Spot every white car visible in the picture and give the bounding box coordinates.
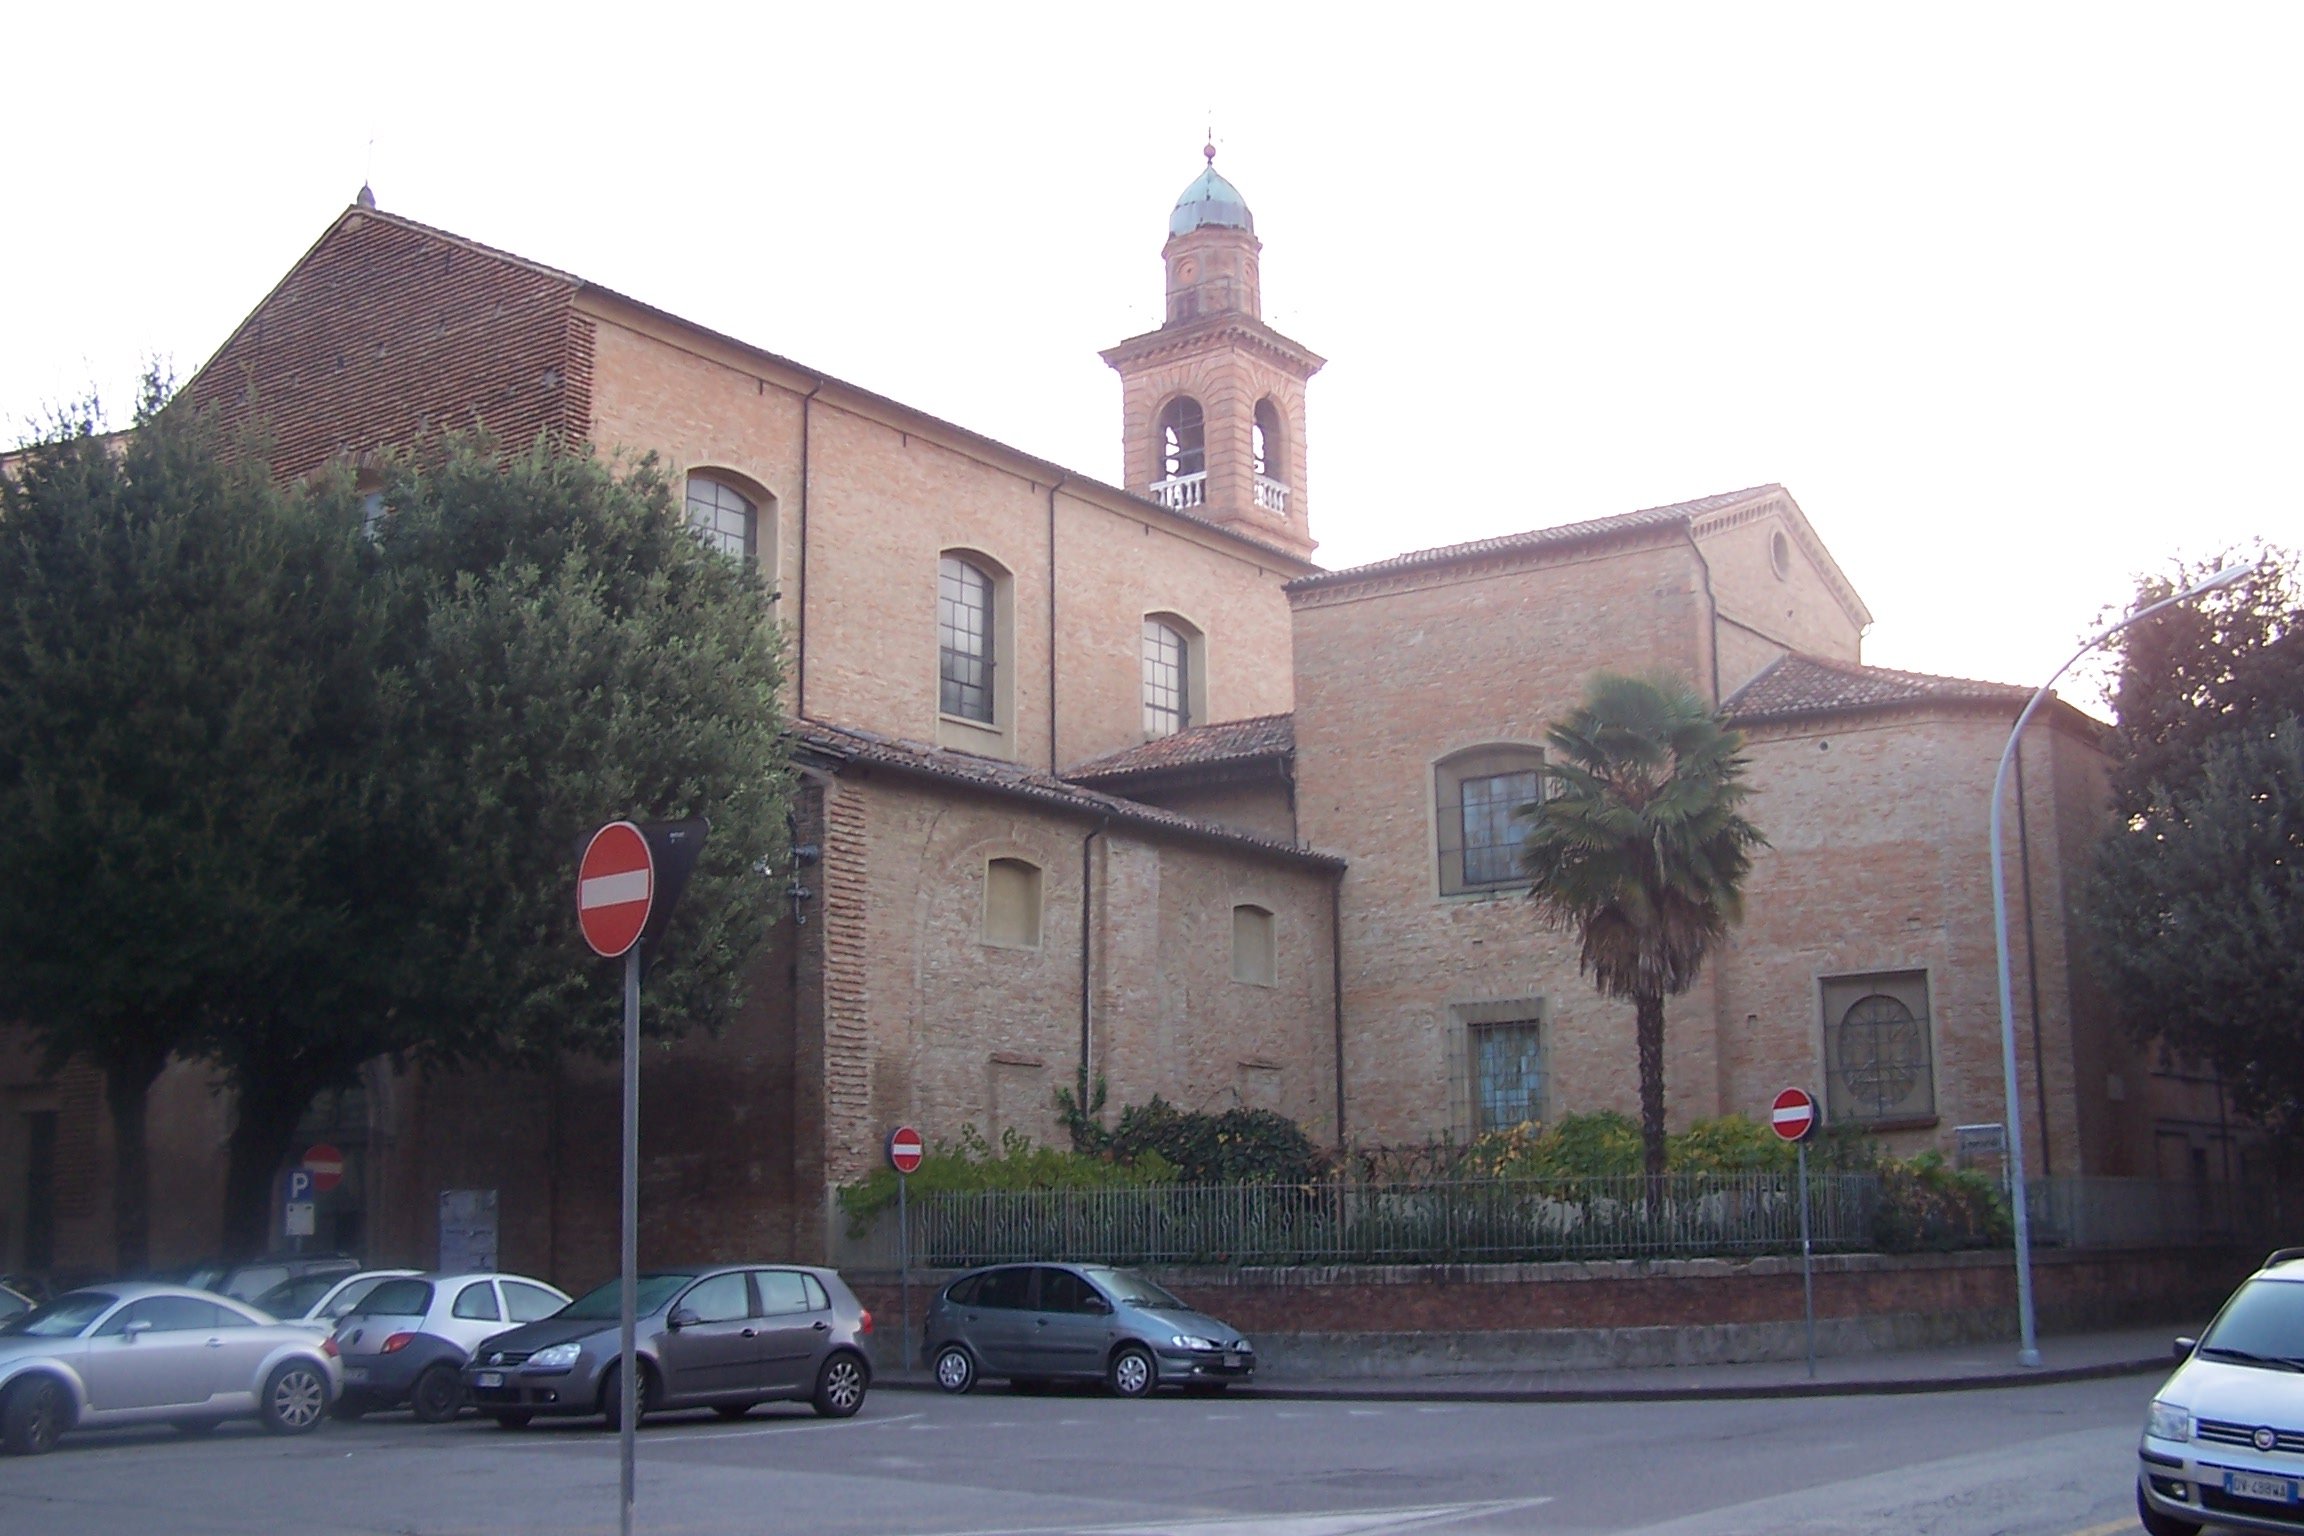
[251,1268,421,1327]
[0,1282,341,1454]
[2138,1247,2304,1535]
[333,1272,570,1422]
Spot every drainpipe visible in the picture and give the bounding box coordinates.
[1685,529,1722,705]
[1329,869,1347,1147]
[1047,475,1067,773]
[2014,746,2052,1177]
[795,377,825,721]
[1080,817,1106,1088]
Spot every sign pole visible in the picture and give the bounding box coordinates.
[1797,1138,1816,1380]
[899,1172,912,1372]
[619,942,639,1536]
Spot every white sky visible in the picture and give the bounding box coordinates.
[7,3,2299,712]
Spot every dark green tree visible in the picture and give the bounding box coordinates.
[2086,550,2302,1137]
[1517,674,1766,1185]
[0,381,388,1271]
[199,434,791,1256]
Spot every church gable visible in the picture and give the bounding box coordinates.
[182,206,592,478]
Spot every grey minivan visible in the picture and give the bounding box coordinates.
[925,1263,1254,1397]
[462,1264,872,1427]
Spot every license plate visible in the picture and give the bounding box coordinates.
[343,1367,368,1384]
[1222,1353,1240,1370]
[475,1371,504,1389]
[2226,1471,2300,1504]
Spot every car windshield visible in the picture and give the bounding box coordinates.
[2200,1277,2304,1366]
[1096,1270,1187,1310]
[1,1291,118,1338]
[253,1274,337,1318]
[560,1274,696,1321]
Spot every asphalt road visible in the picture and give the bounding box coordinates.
[0,1375,2170,1536]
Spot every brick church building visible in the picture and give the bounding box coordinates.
[0,155,2225,1282]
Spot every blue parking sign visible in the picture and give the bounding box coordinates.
[286,1168,313,1202]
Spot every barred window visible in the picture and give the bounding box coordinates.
[1821,971,1936,1126]
[1471,1019,1544,1133]
[1435,746,1544,896]
[685,474,756,562]
[1142,619,1191,736]
[939,556,996,723]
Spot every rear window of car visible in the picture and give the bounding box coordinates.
[353,1279,434,1317]
[756,1271,829,1315]
[974,1268,1033,1310]
[452,1281,501,1321]
[254,1274,337,1318]
[503,1282,564,1323]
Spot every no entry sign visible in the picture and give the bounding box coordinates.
[578,821,655,958]
[1771,1086,1819,1142]
[886,1125,925,1175]
[301,1143,345,1194]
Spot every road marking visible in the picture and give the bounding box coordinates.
[479,1410,927,1448]
[2058,1522,2140,1536]
[911,1498,1556,1536]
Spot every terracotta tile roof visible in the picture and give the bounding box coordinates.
[1723,654,2030,724]
[1286,486,1784,593]
[1066,714,1295,783]
[792,720,1341,869]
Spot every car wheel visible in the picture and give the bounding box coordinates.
[599,1361,657,1431]
[262,1361,329,1435]
[812,1352,868,1419]
[492,1412,532,1430]
[933,1344,977,1394]
[410,1362,466,1424]
[713,1403,756,1421]
[1,1374,67,1455]
[2136,1482,2201,1536]
[1108,1344,1156,1399]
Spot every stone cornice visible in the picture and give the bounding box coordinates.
[1101,315,1326,379]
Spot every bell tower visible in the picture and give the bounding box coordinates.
[1102,147,1323,557]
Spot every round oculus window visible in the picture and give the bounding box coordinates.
[1770,529,1793,580]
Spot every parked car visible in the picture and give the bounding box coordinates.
[155,1254,364,1303]
[0,1282,33,1325]
[332,1272,571,1422]
[0,1282,340,1454]
[251,1269,420,1327]
[2137,1246,2304,1536]
[462,1264,872,1428]
[924,1262,1254,1397]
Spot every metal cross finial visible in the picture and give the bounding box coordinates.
[1205,118,1216,166]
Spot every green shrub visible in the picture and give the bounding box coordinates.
[1870,1150,2011,1252]
[836,1123,1177,1231]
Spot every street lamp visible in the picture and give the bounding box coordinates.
[1992,560,2254,1366]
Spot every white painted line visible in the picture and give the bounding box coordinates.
[580,869,651,909]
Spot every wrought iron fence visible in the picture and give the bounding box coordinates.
[827,1173,2287,1272]
[869,1173,1881,1269]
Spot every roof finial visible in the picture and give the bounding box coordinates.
[356,182,376,210]
[356,138,376,209]
[1205,118,1217,167]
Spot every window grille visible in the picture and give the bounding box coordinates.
[1471,1019,1544,1133]
[1822,973,1936,1124]
[685,475,756,562]
[1142,619,1190,736]
[939,557,995,722]
[1435,747,1544,896]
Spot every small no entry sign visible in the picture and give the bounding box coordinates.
[578,821,655,958]
[1771,1086,1818,1142]
[886,1125,925,1175]
[301,1143,345,1194]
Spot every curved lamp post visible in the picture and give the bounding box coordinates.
[1993,561,2253,1366]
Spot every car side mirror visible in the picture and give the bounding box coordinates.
[2173,1336,2197,1360]
[667,1306,700,1331]
[1084,1296,1111,1315]
[122,1319,153,1341]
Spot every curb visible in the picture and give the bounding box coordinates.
[876,1354,2168,1404]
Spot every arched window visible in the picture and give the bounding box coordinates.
[1157,397,1206,481]
[1435,745,1545,896]
[984,858,1043,949]
[1141,617,1193,737]
[939,555,997,723]
[1822,972,1936,1126]
[685,473,758,563]
[1252,399,1283,480]
[1231,904,1276,986]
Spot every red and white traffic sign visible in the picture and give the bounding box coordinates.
[301,1143,345,1194]
[886,1125,925,1175]
[1770,1086,1818,1142]
[578,821,655,958]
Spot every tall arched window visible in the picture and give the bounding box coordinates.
[685,473,757,563]
[1157,397,1206,480]
[1252,399,1283,480]
[1141,618,1192,737]
[939,555,997,723]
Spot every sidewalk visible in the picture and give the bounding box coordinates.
[876,1324,2186,1403]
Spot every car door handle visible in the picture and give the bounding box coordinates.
[1036,1318,1050,1327]
[812,1320,829,1331]
[741,1328,757,1338]
[204,1338,224,1348]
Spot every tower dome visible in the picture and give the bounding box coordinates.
[1169,145,1254,236]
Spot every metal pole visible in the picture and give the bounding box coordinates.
[1988,562,2250,1370]
[1797,1140,1815,1380]
[620,943,639,1536]
[899,1173,913,1372]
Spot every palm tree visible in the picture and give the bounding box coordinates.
[1519,673,1767,1186]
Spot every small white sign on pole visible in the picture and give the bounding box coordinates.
[283,1200,316,1239]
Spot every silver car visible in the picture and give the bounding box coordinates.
[2137,1247,2304,1536]
[0,1282,341,1454]
[332,1271,570,1422]
[925,1263,1255,1397]
[250,1268,420,1328]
